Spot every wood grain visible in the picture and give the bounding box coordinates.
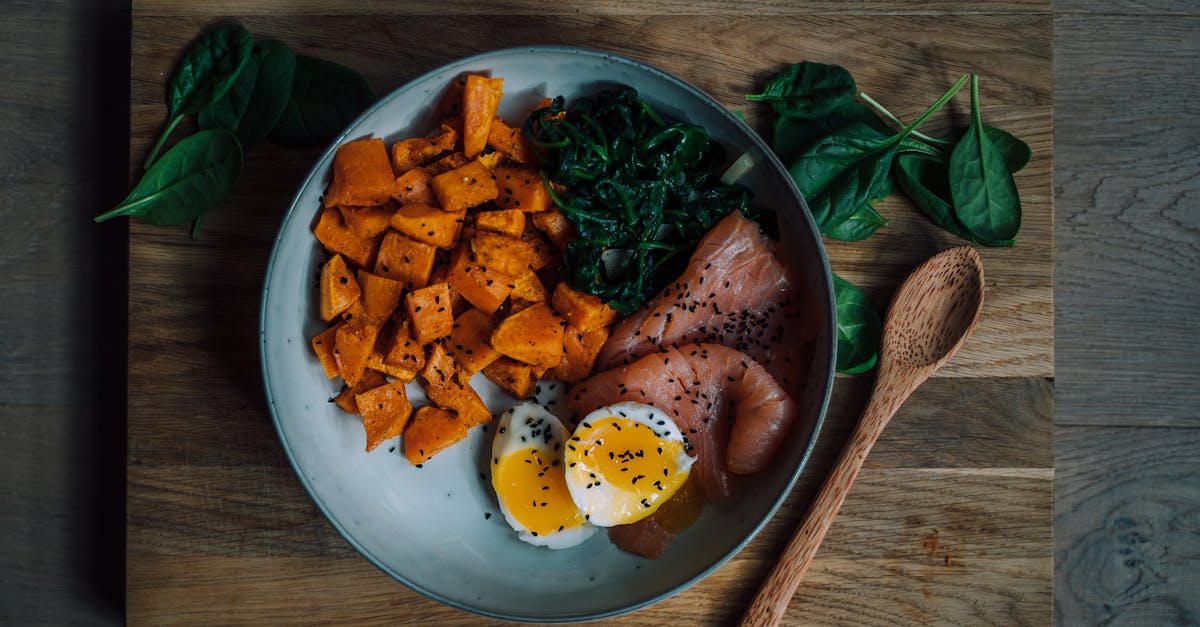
[1054,14,1200,427]
[1055,427,1200,625]
[126,4,1054,625]
[0,0,127,623]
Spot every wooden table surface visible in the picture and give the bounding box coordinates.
[124,2,1054,624]
[3,0,1198,625]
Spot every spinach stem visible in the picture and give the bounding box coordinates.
[143,114,183,170]
[893,74,969,142]
[858,91,952,147]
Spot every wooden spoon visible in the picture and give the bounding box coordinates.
[739,245,986,627]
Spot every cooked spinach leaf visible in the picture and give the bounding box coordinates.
[525,90,754,312]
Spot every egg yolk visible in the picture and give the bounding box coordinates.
[492,448,587,537]
[570,417,690,523]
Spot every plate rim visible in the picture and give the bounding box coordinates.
[259,44,837,623]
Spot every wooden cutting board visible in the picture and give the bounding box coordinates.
[126,1,1053,624]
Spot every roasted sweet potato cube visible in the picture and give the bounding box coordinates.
[468,231,538,278]
[432,160,499,213]
[367,351,418,382]
[320,253,361,322]
[311,324,342,378]
[482,357,538,399]
[314,206,381,269]
[489,302,564,368]
[389,203,465,249]
[390,137,445,175]
[520,226,559,270]
[447,309,501,374]
[463,75,503,158]
[334,321,380,388]
[392,167,437,206]
[325,137,394,207]
[547,325,610,384]
[486,118,536,165]
[339,204,394,241]
[421,343,491,427]
[477,151,504,172]
[435,76,468,119]
[383,319,426,373]
[531,209,575,251]
[405,282,454,345]
[333,369,386,413]
[375,230,437,289]
[511,271,548,304]
[426,151,472,176]
[356,380,413,451]
[551,282,619,332]
[474,209,526,237]
[403,405,470,466]
[494,165,549,212]
[356,270,405,323]
[446,243,513,315]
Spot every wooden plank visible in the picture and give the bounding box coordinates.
[1056,0,1197,14]
[129,467,1051,625]
[1055,426,1200,625]
[132,0,1051,17]
[1054,14,1200,426]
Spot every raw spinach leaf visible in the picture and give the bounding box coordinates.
[790,74,968,236]
[833,273,881,373]
[982,126,1031,173]
[746,62,857,119]
[144,23,254,168]
[200,39,296,150]
[772,101,887,163]
[947,74,1022,243]
[824,176,891,242]
[270,55,375,146]
[895,154,1014,247]
[95,129,243,226]
[825,202,888,242]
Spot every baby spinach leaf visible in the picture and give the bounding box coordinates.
[896,154,1014,246]
[948,74,1022,243]
[791,74,968,236]
[772,101,888,163]
[270,55,375,146]
[95,129,243,226]
[825,202,888,242]
[824,176,891,242]
[200,39,296,150]
[144,23,254,168]
[746,62,857,119]
[833,273,881,374]
[983,126,1030,173]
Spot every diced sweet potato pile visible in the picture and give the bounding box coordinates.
[309,74,619,463]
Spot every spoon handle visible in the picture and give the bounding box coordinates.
[738,371,916,627]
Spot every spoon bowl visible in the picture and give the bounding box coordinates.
[740,245,985,627]
[882,246,985,371]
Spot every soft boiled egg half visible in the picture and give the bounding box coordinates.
[564,402,695,527]
[491,403,597,549]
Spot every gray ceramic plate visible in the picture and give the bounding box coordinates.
[260,46,835,622]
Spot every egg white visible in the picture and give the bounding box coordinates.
[563,401,695,527]
[491,402,597,549]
